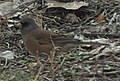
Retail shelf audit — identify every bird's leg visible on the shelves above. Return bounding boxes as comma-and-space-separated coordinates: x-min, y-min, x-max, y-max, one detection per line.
35, 55, 42, 65
50, 35, 56, 62
49, 46, 63, 77
50, 48, 56, 63
50, 35, 62, 61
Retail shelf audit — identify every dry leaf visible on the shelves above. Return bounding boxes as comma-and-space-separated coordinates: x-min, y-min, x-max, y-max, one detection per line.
65, 13, 79, 23
0, 1, 14, 16
0, 50, 15, 59
96, 11, 105, 23
46, 1, 89, 10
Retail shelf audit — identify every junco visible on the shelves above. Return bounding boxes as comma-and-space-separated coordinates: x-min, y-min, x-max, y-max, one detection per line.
20, 16, 109, 65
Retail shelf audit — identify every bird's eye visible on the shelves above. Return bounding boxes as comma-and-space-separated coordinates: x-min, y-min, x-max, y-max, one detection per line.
21, 22, 29, 26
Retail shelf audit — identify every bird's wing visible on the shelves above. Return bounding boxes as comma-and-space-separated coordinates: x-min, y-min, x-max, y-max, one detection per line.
31, 28, 77, 45
31, 28, 108, 46
32, 28, 55, 44
51, 34, 79, 44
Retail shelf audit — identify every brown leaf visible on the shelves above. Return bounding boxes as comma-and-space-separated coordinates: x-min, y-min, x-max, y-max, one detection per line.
96, 11, 105, 23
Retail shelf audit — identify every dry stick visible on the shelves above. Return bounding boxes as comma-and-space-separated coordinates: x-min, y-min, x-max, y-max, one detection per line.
22, 2, 60, 25
21, 2, 36, 15
50, 35, 56, 62
43, 16, 60, 25
34, 64, 44, 81
50, 35, 62, 77
50, 35, 62, 61
49, 35, 57, 77
36, 14, 43, 28
6, 1, 36, 17
21, 1, 60, 25
54, 57, 66, 72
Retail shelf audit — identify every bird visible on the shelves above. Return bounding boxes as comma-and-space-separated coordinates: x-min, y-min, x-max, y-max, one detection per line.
20, 16, 109, 65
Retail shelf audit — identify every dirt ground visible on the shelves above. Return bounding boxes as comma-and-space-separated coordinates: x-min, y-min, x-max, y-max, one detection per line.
0, 0, 120, 81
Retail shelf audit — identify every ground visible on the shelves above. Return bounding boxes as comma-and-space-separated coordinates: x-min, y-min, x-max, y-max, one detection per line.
0, 0, 120, 81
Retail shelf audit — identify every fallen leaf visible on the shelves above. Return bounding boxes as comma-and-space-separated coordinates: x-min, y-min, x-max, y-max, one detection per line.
0, 1, 13, 16
0, 50, 15, 59
46, 1, 89, 10
96, 11, 105, 23
65, 13, 79, 23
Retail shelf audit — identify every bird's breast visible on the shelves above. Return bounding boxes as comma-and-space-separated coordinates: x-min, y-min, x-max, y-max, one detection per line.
23, 35, 54, 55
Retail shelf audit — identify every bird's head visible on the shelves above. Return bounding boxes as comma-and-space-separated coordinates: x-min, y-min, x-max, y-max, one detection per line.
20, 15, 39, 37
20, 15, 36, 27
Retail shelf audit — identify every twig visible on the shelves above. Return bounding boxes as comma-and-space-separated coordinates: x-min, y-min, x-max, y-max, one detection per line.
54, 57, 65, 72
34, 64, 44, 81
